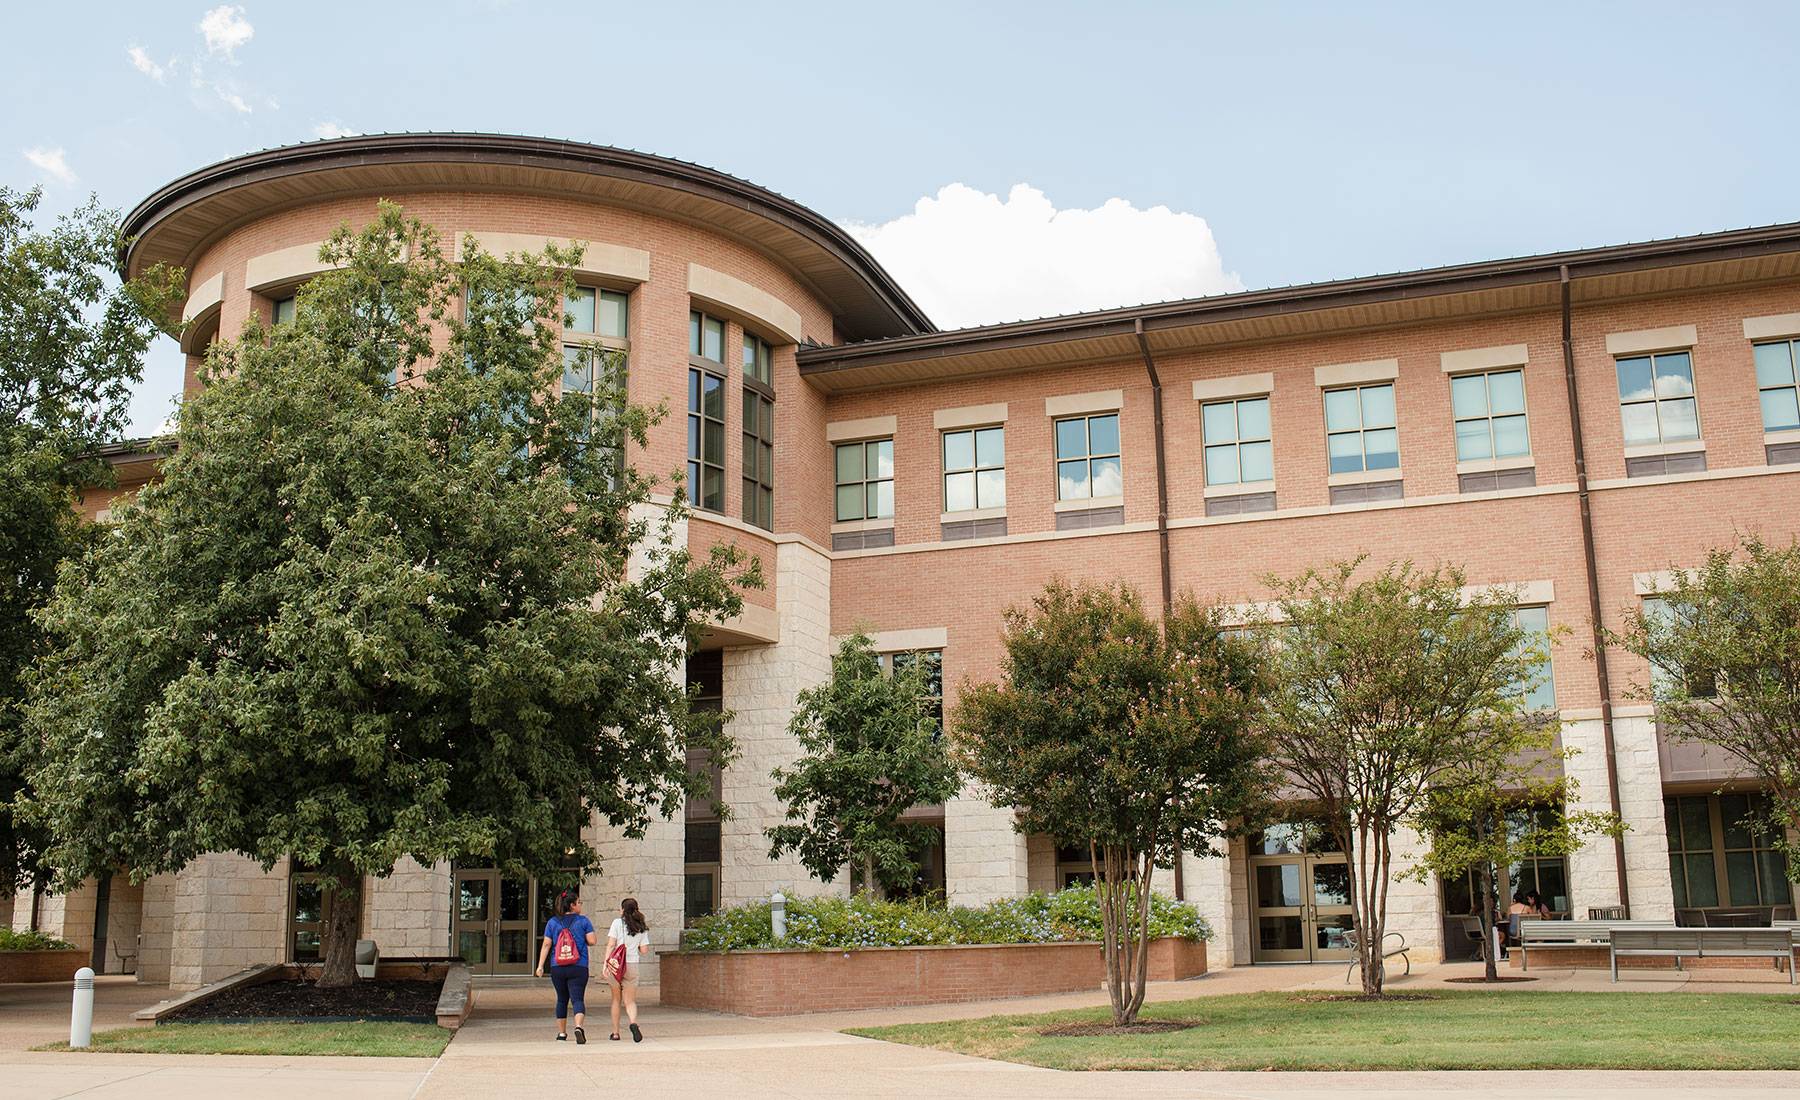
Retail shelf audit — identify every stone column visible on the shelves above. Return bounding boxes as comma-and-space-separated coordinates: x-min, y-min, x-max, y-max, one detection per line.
363, 858, 452, 957
718, 540, 842, 906
587, 813, 686, 985
1185, 840, 1243, 967
1562, 715, 1624, 914
1375, 823, 1443, 964
1613, 711, 1675, 920
136, 873, 175, 984
944, 794, 1028, 907
167, 853, 287, 991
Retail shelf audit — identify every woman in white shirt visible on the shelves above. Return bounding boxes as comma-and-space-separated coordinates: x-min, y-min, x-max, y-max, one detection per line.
603, 896, 652, 1041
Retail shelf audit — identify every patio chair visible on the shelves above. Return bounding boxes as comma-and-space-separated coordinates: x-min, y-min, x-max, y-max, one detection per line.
1342, 930, 1411, 983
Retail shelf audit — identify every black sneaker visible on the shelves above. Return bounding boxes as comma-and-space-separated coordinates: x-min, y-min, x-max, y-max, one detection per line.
629, 1023, 643, 1043
574, 1027, 586, 1045
556, 1033, 567, 1041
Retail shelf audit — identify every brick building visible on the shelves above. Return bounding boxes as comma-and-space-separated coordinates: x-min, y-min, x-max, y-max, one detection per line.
10, 134, 1798, 987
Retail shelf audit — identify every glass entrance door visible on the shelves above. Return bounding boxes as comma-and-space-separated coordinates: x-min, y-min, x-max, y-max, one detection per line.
454, 871, 536, 975
1249, 820, 1356, 963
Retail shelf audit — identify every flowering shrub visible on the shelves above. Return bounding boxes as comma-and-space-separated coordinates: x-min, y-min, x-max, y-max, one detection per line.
0, 929, 76, 951
679, 884, 1210, 952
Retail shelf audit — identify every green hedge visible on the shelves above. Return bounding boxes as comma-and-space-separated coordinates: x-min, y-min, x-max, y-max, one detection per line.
0, 928, 76, 951
680, 884, 1210, 952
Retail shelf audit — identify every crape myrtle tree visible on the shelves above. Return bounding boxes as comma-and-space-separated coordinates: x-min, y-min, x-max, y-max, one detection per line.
1613, 535, 1800, 882
0, 187, 180, 895
765, 633, 959, 899
22, 204, 753, 986
955, 581, 1271, 1025
1262, 559, 1546, 996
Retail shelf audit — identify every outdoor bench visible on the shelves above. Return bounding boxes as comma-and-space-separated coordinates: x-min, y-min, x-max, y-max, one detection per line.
1516, 919, 1674, 971
1342, 930, 1410, 983
1609, 927, 1795, 983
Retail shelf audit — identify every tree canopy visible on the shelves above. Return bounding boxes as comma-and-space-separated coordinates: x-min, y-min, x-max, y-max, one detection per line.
955, 581, 1270, 1024
1261, 559, 1548, 994
0, 187, 179, 894
21, 204, 752, 983
765, 633, 958, 898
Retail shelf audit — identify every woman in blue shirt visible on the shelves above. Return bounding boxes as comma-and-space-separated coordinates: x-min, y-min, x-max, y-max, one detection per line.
534, 891, 597, 1043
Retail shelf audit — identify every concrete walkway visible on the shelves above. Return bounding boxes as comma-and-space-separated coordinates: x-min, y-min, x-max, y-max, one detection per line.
3, 962, 1799, 1099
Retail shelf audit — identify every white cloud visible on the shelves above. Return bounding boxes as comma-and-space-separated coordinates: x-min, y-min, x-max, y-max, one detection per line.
215, 87, 253, 114
844, 183, 1241, 330
197, 5, 254, 60
127, 45, 167, 82
312, 121, 361, 140
22, 147, 77, 185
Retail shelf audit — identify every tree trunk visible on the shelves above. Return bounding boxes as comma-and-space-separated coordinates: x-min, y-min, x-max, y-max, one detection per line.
1354, 819, 1390, 997
1479, 856, 1499, 982
317, 861, 365, 989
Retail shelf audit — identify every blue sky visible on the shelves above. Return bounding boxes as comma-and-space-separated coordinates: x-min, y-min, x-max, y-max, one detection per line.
8, 1, 1800, 436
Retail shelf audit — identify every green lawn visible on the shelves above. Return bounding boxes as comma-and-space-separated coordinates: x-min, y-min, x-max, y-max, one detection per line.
38, 1021, 452, 1058
849, 991, 1800, 1071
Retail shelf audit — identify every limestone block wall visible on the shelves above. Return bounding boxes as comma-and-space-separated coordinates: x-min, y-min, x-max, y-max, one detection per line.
102, 877, 145, 974
168, 853, 287, 991
136, 873, 175, 984
363, 858, 451, 957
1376, 823, 1443, 964
1025, 833, 1057, 894
1186, 840, 1246, 967
1613, 711, 1675, 920
588, 814, 686, 985
26, 879, 98, 956
1562, 715, 1625, 914
718, 540, 842, 907
944, 793, 1028, 907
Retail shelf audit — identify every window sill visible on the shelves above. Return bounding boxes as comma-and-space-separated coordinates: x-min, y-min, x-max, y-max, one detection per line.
1327, 467, 1403, 487
1203, 479, 1276, 499
1053, 494, 1123, 512
941, 506, 1006, 523
1456, 455, 1535, 475
1764, 427, 1800, 445
1623, 439, 1704, 459
831, 517, 895, 534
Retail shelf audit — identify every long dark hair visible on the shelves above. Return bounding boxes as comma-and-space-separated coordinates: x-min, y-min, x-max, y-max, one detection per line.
556, 890, 579, 918
620, 897, 648, 935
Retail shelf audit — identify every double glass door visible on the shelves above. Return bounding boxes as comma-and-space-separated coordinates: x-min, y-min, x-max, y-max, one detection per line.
455, 869, 581, 976
1250, 820, 1355, 963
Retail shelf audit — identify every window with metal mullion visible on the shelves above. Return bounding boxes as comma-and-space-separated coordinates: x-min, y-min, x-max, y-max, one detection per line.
687, 365, 726, 512
1323, 383, 1398, 474
835, 438, 893, 522
1451, 370, 1530, 463
942, 426, 1005, 512
741, 386, 774, 530
1202, 396, 1272, 485
1054, 413, 1120, 501
1753, 340, 1800, 432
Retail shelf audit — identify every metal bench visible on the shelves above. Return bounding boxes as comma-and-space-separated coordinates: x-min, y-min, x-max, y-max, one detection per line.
1610, 927, 1795, 983
1516, 919, 1666, 971
1342, 930, 1411, 983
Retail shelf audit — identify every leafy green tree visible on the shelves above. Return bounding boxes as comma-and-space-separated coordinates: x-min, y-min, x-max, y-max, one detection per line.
1613, 535, 1800, 883
954, 581, 1270, 1025
1261, 560, 1546, 995
765, 633, 958, 899
0, 187, 179, 895
22, 204, 751, 985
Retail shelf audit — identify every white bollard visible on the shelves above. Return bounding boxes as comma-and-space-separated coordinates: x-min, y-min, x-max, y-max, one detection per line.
70, 966, 95, 1049
770, 892, 787, 942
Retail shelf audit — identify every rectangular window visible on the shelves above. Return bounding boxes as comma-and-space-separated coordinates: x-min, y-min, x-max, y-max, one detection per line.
942, 426, 1005, 512
566, 286, 628, 339
686, 310, 727, 512
881, 649, 944, 726
1451, 369, 1530, 462
1054, 413, 1121, 500
1323, 383, 1399, 474
1510, 606, 1555, 712
1202, 396, 1273, 485
741, 388, 774, 529
742, 334, 773, 387
289, 863, 326, 962
1616, 351, 1699, 445
689, 310, 725, 364
1665, 793, 1794, 912
835, 439, 894, 522
1753, 340, 1800, 433
271, 296, 296, 326
1641, 596, 1719, 700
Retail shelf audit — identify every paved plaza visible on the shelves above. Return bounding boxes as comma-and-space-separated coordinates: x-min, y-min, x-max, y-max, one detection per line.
3, 963, 1799, 1099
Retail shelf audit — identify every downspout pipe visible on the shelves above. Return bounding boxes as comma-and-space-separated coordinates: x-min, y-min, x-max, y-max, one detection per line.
1561, 265, 1632, 910
1136, 317, 1182, 899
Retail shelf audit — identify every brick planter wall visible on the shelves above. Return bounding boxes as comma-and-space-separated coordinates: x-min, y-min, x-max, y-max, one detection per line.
661, 936, 1206, 1016
0, 949, 87, 983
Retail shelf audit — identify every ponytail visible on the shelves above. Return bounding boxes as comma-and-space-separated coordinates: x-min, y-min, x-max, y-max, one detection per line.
621, 896, 648, 935
556, 890, 578, 917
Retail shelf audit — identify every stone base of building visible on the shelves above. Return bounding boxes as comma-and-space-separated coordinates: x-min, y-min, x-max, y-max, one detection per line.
660, 936, 1207, 1016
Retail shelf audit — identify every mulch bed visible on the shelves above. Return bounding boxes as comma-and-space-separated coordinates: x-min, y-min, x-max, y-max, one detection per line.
1038, 1020, 1198, 1036
1445, 975, 1538, 984
169, 979, 442, 1023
